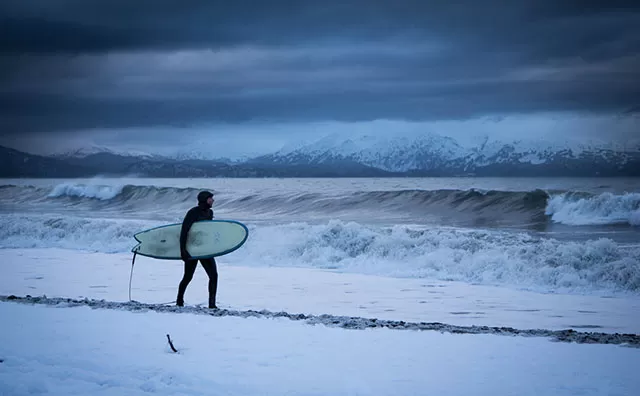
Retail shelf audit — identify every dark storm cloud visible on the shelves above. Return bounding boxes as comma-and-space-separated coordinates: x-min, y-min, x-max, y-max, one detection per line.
0, 0, 639, 134
1, 1, 638, 54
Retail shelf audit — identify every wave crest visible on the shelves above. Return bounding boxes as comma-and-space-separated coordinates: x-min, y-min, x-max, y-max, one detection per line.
48, 183, 125, 200
2, 183, 639, 227
546, 192, 640, 226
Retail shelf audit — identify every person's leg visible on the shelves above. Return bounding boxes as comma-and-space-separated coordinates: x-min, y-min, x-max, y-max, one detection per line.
176, 260, 198, 306
199, 258, 218, 308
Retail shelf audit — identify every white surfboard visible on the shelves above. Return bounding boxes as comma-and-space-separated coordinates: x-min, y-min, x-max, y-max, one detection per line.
132, 220, 249, 260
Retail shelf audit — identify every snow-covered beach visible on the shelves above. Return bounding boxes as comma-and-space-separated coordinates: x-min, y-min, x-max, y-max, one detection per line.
2, 297, 640, 396
1, 177, 639, 395
3, 297, 639, 396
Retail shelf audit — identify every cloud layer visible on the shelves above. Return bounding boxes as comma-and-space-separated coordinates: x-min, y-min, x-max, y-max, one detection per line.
0, 0, 638, 151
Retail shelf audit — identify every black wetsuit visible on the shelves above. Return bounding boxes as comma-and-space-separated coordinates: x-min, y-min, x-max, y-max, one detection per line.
177, 193, 218, 308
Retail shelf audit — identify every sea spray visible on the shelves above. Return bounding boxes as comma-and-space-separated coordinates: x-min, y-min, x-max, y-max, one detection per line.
546, 192, 640, 226
47, 183, 125, 200
1, 215, 638, 295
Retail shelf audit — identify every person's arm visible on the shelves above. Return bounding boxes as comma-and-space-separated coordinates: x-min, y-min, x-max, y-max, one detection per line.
180, 209, 198, 259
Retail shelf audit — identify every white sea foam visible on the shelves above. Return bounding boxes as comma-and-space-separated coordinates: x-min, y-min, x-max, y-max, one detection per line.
0, 214, 163, 253
546, 192, 640, 226
2, 178, 639, 296
2, 301, 638, 396
236, 220, 640, 295
1, 215, 638, 295
47, 183, 125, 201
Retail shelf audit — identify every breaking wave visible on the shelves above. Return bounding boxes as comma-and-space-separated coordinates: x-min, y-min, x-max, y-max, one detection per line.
47, 183, 125, 200
546, 192, 640, 226
0, 214, 638, 295
0, 214, 163, 253
1, 183, 638, 227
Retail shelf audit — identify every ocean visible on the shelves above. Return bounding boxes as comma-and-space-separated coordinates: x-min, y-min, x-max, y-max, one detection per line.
1, 176, 639, 297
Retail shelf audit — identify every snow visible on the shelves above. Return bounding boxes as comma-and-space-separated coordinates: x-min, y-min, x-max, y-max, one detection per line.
273, 132, 470, 172
518, 153, 548, 164
2, 302, 639, 396
36, 129, 636, 174
52, 144, 156, 159
276, 133, 380, 157
52, 144, 117, 158
3, 248, 640, 334
2, 247, 640, 394
6, 247, 640, 332
267, 131, 633, 173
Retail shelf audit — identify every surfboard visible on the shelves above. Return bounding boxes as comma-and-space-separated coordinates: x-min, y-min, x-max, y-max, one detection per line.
131, 220, 249, 260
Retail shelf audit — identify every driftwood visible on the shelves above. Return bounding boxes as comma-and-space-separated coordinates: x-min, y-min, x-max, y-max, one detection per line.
166, 334, 178, 353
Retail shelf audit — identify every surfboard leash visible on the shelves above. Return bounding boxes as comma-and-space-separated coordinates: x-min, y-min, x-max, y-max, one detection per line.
128, 247, 176, 306
129, 249, 138, 302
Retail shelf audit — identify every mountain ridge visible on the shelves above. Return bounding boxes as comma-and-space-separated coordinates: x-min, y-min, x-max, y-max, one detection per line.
2, 133, 639, 178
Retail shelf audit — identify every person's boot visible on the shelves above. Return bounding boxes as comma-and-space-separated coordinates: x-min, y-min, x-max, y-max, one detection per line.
208, 297, 217, 309
176, 295, 184, 307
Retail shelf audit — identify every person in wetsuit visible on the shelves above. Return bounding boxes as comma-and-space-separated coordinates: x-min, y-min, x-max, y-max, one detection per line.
177, 190, 218, 309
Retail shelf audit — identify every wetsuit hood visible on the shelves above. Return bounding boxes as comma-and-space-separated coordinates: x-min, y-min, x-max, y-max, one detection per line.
197, 190, 214, 207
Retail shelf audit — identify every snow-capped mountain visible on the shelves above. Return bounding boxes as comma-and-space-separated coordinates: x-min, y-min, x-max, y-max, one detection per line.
51, 145, 158, 160
252, 133, 640, 176
170, 151, 245, 164
3, 132, 639, 177
265, 132, 465, 172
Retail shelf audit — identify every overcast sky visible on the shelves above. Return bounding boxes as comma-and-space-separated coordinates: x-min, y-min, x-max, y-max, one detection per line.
0, 0, 638, 157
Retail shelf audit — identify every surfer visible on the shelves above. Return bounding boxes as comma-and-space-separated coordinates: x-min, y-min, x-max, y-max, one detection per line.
177, 190, 218, 309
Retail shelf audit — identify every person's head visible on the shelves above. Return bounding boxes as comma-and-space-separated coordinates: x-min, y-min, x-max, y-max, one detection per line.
197, 190, 214, 208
